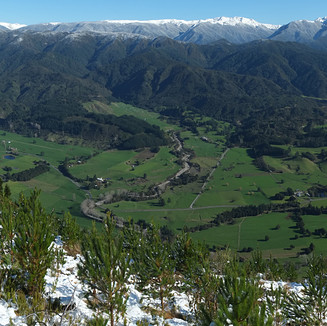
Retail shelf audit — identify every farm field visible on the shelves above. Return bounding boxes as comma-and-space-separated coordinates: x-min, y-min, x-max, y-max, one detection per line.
3, 103, 327, 260
5, 168, 92, 228
69, 146, 180, 194
0, 130, 94, 165
191, 211, 327, 259
0, 130, 95, 227
194, 148, 273, 207
84, 101, 176, 131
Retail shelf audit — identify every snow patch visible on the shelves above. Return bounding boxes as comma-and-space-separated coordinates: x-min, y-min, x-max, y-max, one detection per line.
201, 16, 280, 29
101, 17, 280, 29
0, 22, 26, 30
102, 19, 197, 26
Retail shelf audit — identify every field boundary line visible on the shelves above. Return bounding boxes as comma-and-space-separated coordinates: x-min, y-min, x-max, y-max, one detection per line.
237, 216, 246, 251
113, 204, 240, 213
189, 147, 230, 208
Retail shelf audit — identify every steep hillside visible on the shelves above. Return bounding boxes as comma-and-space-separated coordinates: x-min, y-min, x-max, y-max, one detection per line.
0, 31, 326, 144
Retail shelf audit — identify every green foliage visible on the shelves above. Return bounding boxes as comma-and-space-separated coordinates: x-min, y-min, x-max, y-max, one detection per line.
0, 185, 17, 293
86, 315, 110, 326
283, 255, 327, 325
210, 259, 268, 326
78, 214, 130, 326
194, 262, 221, 324
173, 232, 215, 315
13, 189, 57, 297
266, 284, 286, 326
132, 224, 176, 316
57, 212, 81, 247
173, 232, 208, 276
0, 186, 60, 322
9, 162, 50, 182
248, 250, 267, 275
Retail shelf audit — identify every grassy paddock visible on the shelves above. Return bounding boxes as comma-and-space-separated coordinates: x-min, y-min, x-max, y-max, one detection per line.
0, 130, 94, 165
69, 146, 180, 193
84, 101, 176, 130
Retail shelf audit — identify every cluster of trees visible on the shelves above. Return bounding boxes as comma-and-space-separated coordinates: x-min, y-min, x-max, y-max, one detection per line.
253, 156, 275, 172
230, 104, 327, 149
249, 143, 289, 158
271, 187, 294, 200
2, 100, 168, 150
10, 162, 50, 182
1, 161, 50, 182
184, 202, 312, 234
307, 185, 327, 198
170, 172, 198, 186
58, 160, 83, 183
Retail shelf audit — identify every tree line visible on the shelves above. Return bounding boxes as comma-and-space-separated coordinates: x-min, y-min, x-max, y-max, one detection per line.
1, 161, 50, 182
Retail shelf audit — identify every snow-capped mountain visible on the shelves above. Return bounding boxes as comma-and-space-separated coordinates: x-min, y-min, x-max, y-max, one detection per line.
269, 17, 327, 42
175, 17, 278, 44
14, 17, 280, 44
18, 20, 195, 39
1, 16, 327, 45
0, 22, 26, 30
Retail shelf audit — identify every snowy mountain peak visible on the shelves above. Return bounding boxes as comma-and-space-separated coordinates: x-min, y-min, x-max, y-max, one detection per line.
1, 16, 327, 45
102, 19, 197, 26
0, 22, 26, 30
100, 17, 280, 29
203, 16, 280, 29
315, 17, 327, 23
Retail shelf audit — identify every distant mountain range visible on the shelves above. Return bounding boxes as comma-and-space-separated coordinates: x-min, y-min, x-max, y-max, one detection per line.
0, 16, 327, 45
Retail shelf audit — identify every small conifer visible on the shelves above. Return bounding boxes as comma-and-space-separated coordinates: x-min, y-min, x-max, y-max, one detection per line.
78, 213, 130, 326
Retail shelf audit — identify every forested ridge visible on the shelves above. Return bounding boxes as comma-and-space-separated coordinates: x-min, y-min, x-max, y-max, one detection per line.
1, 32, 327, 147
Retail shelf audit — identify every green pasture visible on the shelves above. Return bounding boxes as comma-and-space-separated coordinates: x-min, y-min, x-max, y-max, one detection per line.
310, 199, 327, 207
161, 186, 199, 208
69, 150, 137, 179
5, 117, 327, 260
128, 147, 180, 184
181, 131, 223, 159
238, 213, 296, 253
297, 214, 327, 255
84, 101, 175, 130
264, 156, 320, 174
191, 224, 239, 248
189, 212, 327, 258
103, 183, 201, 211
6, 167, 92, 227
264, 154, 327, 192
0, 154, 36, 173
69, 146, 180, 193
106, 205, 229, 231
194, 146, 327, 209
194, 148, 272, 207
0, 130, 94, 165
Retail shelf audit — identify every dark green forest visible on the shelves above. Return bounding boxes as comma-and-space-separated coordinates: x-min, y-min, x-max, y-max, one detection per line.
1, 32, 327, 148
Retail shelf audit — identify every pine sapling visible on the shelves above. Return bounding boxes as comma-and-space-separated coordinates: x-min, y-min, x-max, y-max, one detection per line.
78, 213, 130, 326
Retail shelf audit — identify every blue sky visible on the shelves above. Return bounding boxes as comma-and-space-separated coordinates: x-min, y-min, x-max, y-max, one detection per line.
1, 0, 327, 25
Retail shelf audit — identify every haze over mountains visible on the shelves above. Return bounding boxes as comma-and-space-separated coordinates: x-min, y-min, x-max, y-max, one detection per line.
0, 16, 327, 45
